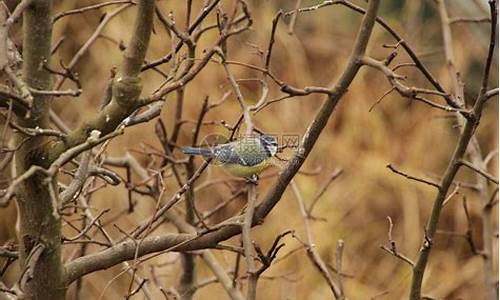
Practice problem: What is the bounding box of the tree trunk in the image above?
[15,0,65,299]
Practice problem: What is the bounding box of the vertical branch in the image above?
[436,0,464,103]
[121,0,155,79]
[242,182,257,300]
[177,98,209,300]
[71,212,87,300]
[13,0,66,299]
[185,0,193,29]
[200,251,244,300]
[471,2,498,299]
[409,77,493,300]
[291,180,342,299]
[222,60,253,136]
[178,191,197,300]
[335,240,345,298]
[220,10,258,297]
[467,141,497,300]
[287,0,302,34]
[409,2,498,298]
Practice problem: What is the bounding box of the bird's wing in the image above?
[213,142,248,165]
[213,139,268,166]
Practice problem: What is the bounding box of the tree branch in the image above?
[291,180,342,298]
[64,0,381,290]
[409,2,498,298]
[289,0,459,108]
[243,182,257,300]
[460,159,499,185]
[46,0,154,163]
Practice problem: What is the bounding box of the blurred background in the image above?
[0,0,498,299]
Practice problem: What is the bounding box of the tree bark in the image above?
[14,0,65,299]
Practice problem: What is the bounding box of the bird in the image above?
[182,134,278,179]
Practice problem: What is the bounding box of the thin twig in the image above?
[460,159,499,185]
[291,180,342,298]
[307,168,343,216]
[335,240,345,298]
[380,216,415,267]
[409,2,498,298]
[386,164,440,189]
[53,0,135,22]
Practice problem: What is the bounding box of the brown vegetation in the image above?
[0,0,497,299]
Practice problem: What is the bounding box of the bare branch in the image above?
[2,128,122,206]
[410,2,498,298]
[287,0,302,34]
[141,0,222,71]
[45,2,138,163]
[307,168,343,217]
[380,217,415,267]
[291,180,341,298]
[242,182,257,300]
[288,0,460,108]
[449,16,491,24]
[462,197,485,257]
[335,240,346,298]
[360,56,470,116]
[386,164,440,189]
[59,151,91,203]
[460,159,499,185]
[52,0,135,23]
[65,0,382,289]
[483,87,498,101]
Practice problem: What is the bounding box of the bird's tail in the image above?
[182,146,213,157]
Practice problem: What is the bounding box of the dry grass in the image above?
[0,0,498,299]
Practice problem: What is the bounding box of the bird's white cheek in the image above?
[269,145,278,156]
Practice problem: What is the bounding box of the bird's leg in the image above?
[246,174,259,185]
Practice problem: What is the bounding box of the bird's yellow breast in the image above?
[221,158,272,178]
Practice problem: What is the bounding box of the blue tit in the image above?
[182,135,278,178]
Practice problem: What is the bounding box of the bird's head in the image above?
[259,134,278,156]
